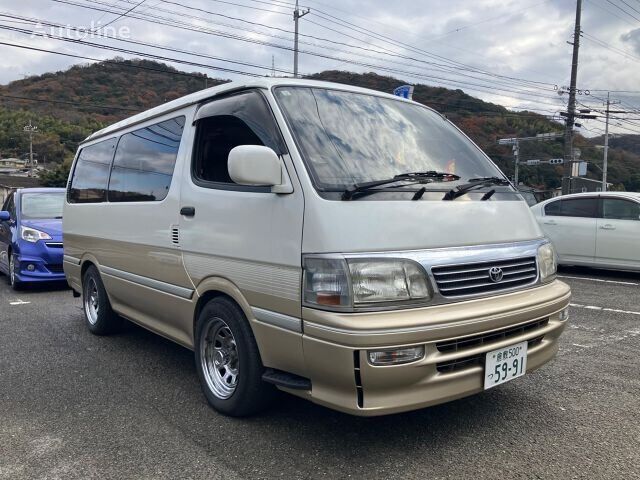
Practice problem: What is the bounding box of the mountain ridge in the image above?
[0,58,638,191]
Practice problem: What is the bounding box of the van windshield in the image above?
[274,87,506,193]
[21,192,65,219]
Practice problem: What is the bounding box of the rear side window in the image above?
[68,138,117,203]
[544,198,599,218]
[108,117,185,202]
[602,198,640,220]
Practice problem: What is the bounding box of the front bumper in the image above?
[14,240,66,283]
[296,280,571,416]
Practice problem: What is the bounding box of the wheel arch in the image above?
[193,276,256,344]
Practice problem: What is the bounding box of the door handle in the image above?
[599,224,615,230]
[180,206,195,217]
[543,220,557,225]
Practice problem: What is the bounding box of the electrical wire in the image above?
[87,0,557,94]
[34,2,560,104]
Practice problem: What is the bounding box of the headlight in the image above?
[348,259,430,304]
[20,226,52,243]
[537,242,557,282]
[303,256,431,310]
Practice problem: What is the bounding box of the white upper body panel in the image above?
[75,78,545,260]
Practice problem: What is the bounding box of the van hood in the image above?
[302,199,544,253]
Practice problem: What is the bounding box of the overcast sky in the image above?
[1,0,639,136]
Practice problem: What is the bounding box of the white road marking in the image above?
[570,302,640,317]
[572,343,591,348]
[9,299,30,305]
[558,275,639,286]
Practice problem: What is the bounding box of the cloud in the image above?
[620,27,640,55]
[0,0,639,135]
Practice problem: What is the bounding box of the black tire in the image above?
[194,297,276,417]
[82,265,122,335]
[8,254,22,291]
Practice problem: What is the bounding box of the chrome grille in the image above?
[436,338,545,374]
[431,256,537,297]
[436,318,549,353]
[436,318,549,373]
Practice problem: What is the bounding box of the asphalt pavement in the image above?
[1,267,639,479]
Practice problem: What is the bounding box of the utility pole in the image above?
[498,133,564,187]
[293,0,310,78]
[602,92,610,192]
[23,120,38,175]
[271,55,275,77]
[562,0,582,195]
[513,140,520,187]
[599,94,623,191]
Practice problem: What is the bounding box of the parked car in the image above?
[0,188,66,289]
[63,79,570,417]
[531,191,640,271]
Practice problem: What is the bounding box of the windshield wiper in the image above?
[442,176,511,201]
[342,171,460,200]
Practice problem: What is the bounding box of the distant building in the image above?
[551,177,614,196]
[0,158,27,169]
[0,174,41,206]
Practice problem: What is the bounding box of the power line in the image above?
[0,13,296,75]
[112,0,554,91]
[93,0,557,94]
[617,0,640,17]
[582,32,640,62]
[0,19,564,112]
[584,0,638,26]
[0,36,218,80]
[98,0,147,29]
[0,30,269,77]
[302,7,555,88]
[200,0,290,15]
[603,0,640,22]
[0,92,141,111]
[38,2,560,104]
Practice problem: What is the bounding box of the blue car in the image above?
[0,187,66,290]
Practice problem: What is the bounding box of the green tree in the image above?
[39,161,71,188]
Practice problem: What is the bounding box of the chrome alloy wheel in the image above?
[200,318,239,399]
[84,277,99,325]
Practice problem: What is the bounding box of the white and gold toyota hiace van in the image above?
[64,79,570,416]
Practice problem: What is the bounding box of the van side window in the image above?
[544,198,598,218]
[192,90,285,187]
[108,117,185,202]
[69,138,117,203]
[602,198,640,220]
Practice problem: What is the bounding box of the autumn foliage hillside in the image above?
[0,59,638,190]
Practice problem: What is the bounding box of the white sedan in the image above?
[531,191,640,271]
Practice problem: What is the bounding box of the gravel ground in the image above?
[1,266,638,479]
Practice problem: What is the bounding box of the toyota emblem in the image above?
[488,267,504,283]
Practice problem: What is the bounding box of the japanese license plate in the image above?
[484,341,528,390]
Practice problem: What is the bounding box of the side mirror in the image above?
[0,211,10,221]
[228,145,283,188]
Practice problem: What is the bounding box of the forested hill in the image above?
[0,58,638,191]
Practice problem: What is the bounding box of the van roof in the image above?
[84,78,417,144]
